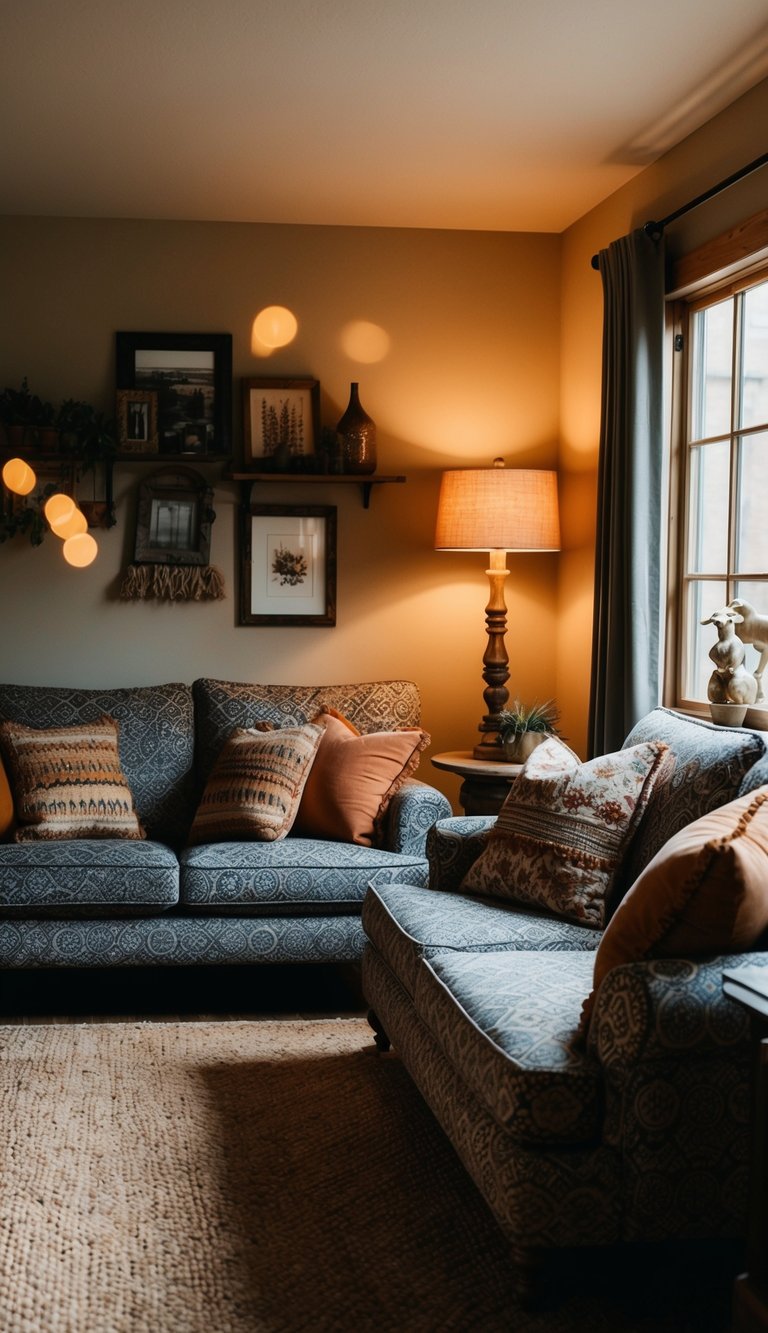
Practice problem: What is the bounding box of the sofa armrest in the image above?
[426,815,496,892]
[382,779,452,857]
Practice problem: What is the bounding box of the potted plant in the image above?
[496,699,560,763]
[0,378,53,451]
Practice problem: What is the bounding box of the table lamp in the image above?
[434,457,560,758]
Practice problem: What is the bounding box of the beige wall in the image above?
[558,77,768,757]
[0,218,561,810]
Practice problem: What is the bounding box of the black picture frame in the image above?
[240,504,336,626]
[115,331,232,458]
[242,377,320,468]
[133,467,214,567]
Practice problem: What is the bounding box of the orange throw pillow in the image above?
[294,711,429,846]
[0,751,15,841]
[580,786,768,1030]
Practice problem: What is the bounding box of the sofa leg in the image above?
[366,1007,391,1052]
[510,1243,544,1308]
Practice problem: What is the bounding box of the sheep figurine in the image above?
[727,599,768,703]
[701,607,758,706]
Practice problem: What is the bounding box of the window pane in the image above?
[735,432,768,574]
[741,280,768,430]
[691,300,732,440]
[733,580,768,690]
[687,441,729,573]
[683,579,727,700]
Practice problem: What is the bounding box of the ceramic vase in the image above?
[336,382,376,475]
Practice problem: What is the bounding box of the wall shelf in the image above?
[229,472,406,509]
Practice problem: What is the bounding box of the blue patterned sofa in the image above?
[362,708,768,1298]
[0,677,450,969]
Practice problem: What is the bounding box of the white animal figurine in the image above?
[701,607,759,706]
[727,599,768,703]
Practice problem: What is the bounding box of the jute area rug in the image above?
[0,1018,735,1333]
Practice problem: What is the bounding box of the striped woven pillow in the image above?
[188,723,323,845]
[0,715,145,841]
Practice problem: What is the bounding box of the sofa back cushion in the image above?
[618,708,766,902]
[193,677,422,788]
[0,683,194,848]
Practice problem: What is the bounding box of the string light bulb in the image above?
[49,506,88,540]
[62,532,98,568]
[44,492,76,528]
[2,457,37,496]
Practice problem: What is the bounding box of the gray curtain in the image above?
[588,227,665,757]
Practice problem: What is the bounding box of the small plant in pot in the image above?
[496,699,560,763]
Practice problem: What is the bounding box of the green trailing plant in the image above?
[496,699,560,745]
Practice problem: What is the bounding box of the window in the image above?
[673,267,768,707]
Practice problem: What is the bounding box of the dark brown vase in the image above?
[336,382,376,475]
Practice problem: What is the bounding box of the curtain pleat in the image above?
[588,228,665,757]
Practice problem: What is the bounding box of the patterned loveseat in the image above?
[0,677,450,969]
[362,708,768,1298]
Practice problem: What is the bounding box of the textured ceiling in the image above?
[2,0,767,232]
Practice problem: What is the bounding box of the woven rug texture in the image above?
[0,1018,736,1332]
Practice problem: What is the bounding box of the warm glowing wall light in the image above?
[44,493,76,527]
[251,306,298,353]
[340,320,391,364]
[50,506,88,540]
[2,457,37,496]
[62,532,98,567]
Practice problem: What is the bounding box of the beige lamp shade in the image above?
[435,461,560,552]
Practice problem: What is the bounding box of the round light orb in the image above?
[251,305,298,352]
[63,532,98,568]
[49,506,88,540]
[340,320,391,364]
[2,457,37,496]
[44,492,76,527]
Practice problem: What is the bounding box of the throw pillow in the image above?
[459,735,671,928]
[188,723,324,845]
[580,786,768,1029]
[0,751,15,840]
[0,716,145,841]
[293,710,430,846]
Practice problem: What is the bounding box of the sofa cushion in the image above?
[0,752,15,840]
[293,711,430,846]
[193,677,422,787]
[739,752,768,797]
[459,737,670,928]
[415,950,601,1145]
[362,882,601,998]
[187,724,323,845]
[0,682,195,848]
[619,708,766,896]
[0,716,145,842]
[581,787,768,1028]
[180,841,430,914]
[0,839,178,917]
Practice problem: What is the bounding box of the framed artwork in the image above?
[242,377,320,468]
[115,331,232,457]
[116,389,158,453]
[240,504,336,626]
[133,467,214,566]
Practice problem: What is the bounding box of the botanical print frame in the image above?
[240,504,336,626]
[115,331,232,457]
[242,377,320,468]
[133,467,214,566]
[116,389,159,453]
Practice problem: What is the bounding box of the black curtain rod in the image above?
[589,151,768,270]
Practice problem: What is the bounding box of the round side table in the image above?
[431,751,522,816]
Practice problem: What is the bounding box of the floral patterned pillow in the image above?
[460,736,671,928]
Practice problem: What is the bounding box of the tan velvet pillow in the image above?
[0,716,144,842]
[0,751,16,841]
[293,710,430,846]
[580,786,768,1029]
[188,723,323,845]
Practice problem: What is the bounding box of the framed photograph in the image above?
[240,504,336,626]
[133,467,214,566]
[116,389,158,453]
[116,331,232,457]
[242,377,320,467]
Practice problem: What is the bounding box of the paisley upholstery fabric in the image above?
[383,782,452,857]
[416,949,600,1144]
[426,817,496,892]
[193,677,422,785]
[619,708,766,900]
[0,839,179,917]
[739,753,768,796]
[0,912,367,968]
[362,882,600,998]
[180,840,429,913]
[0,682,195,848]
